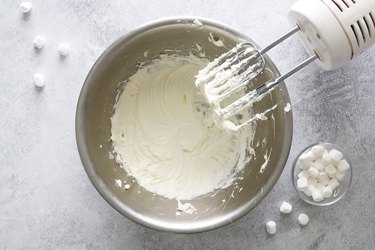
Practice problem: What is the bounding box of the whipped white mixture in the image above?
[195,43,265,131]
[111,53,254,200]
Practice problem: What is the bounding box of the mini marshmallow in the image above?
[300,160,314,170]
[303,186,313,196]
[33,73,45,88]
[315,183,325,192]
[308,177,317,186]
[297,177,308,190]
[317,172,330,186]
[280,201,293,214]
[19,2,32,13]
[322,151,331,163]
[322,186,333,198]
[305,151,316,161]
[311,145,325,158]
[33,36,46,49]
[325,164,337,177]
[299,152,315,163]
[313,161,325,171]
[329,149,343,162]
[307,167,319,177]
[335,171,346,181]
[266,221,277,235]
[312,189,324,202]
[57,43,69,56]
[337,159,350,172]
[298,213,309,225]
[124,184,130,190]
[328,178,340,189]
[308,183,316,190]
[299,152,313,161]
[298,170,309,178]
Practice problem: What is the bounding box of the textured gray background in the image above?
[1,0,375,249]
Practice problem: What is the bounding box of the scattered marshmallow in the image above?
[296,145,350,202]
[19,2,32,13]
[298,213,309,226]
[33,73,45,88]
[266,221,277,235]
[57,43,70,56]
[33,36,46,49]
[124,184,131,190]
[280,201,293,214]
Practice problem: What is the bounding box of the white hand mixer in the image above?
[196,0,375,131]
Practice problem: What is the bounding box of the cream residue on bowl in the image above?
[110,52,255,200]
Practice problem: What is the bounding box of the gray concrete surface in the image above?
[1,0,375,249]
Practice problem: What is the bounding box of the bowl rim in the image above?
[75,16,293,233]
[291,142,353,206]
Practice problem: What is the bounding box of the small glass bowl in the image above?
[292,143,353,206]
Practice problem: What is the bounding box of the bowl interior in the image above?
[76,17,293,232]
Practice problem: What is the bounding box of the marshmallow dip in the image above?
[110,52,255,200]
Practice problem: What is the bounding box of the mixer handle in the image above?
[288,0,375,70]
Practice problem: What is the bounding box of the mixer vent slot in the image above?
[332,0,343,12]
[357,20,366,43]
[331,0,356,12]
[364,15,372,38]
[351,24,360,46]
[350,15,374,47]
[370,12,375,28]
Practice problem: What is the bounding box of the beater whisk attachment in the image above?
[196,26,317,131]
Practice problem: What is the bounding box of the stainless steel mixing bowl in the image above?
[76,17,293,233]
